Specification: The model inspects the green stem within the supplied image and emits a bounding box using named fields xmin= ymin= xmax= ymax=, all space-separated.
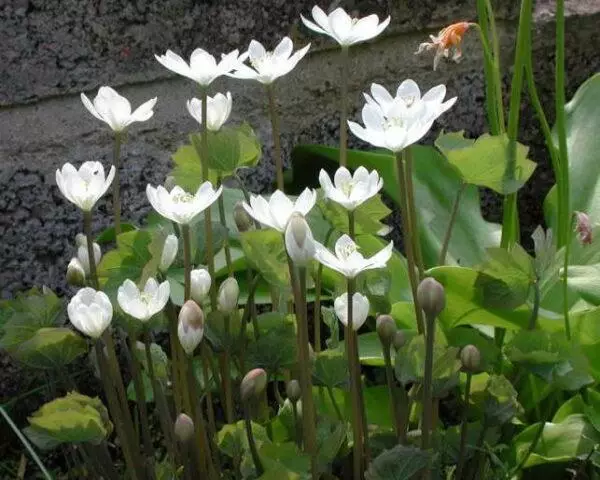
xmin=182 ymin=225 xmax=192 ymax=301
xmin=395 ymin=151 xmax=425 ymax=334
xmin=166 ymin=300 xmax=184 ymax=413
xmin=112 ymin=132 xmax=122 ymax=236
xmin=201 ymin=344 xmax=218 ymax=442
xmin=0 ymin=406 xmax=53 ymax=480
xmin=326 ymin=385 xmax=343 ymax=422
xmin=383 ymin=345 xmax=401 ymax=441
xmin=472 ymin=22 xmax=500 ymax=134
xmin=244 ymin=406 xmax=264 ymax=476
xmin=240 ymin=272 xmax=260 ymax=372
xmin=266 ymin=84 xmax=284 ymax=191
xmin=563 ymin=215 xmax=575 ymax=341
xmin=404 ymin=148 xmax=424 ymax=277
xmin=314 ymin=227 xmax=335 ymax=353
xmin=421 ymin=313 xmax=436 ymax=452
xmin=95 ymin=342 xmax=141 ymax=480
xmin=439 ymin=182 xmax=466 ymax=265
xmin=555 ymin=0 xmax=571 ymax=252
xmin=291 ymin=400 xmax=302 ymax=447
xmin=484 ymin=0 xmax=505 ymax=132
xmin=456 ymin=372 xmax=473 ymax=479
xmin=83 ymin=211 xmax=99 ymax=289
xmin=222 ymin=313 xmax=235 ymax=423
xmin=339 ymin=46 xmax=350 ymax=167
xmin=528 ymin=279 xmax=541 ymax=330
xmin=217 ymin=175 xmax=233 ymax=277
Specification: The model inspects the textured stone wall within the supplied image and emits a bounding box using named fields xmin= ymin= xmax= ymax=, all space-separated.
xmin=1 ymin=0 xmax=599 ymax=298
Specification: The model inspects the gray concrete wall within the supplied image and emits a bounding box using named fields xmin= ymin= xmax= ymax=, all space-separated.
xmin=1 ymin=0 xmax=599 ymax=298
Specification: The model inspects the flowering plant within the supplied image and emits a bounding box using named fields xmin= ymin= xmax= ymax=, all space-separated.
xmin=3 ymin=1 xmax=600 ymax=480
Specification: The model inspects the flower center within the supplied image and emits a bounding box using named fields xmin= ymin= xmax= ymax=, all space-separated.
xmin=340 ymin=180 xmax=355 ymax=197
xmin=172 ymin=192 xmax=195 ymax=203
xmin=339 ymin=242 xmax=358 ymax=259
xmin=251 ymin=52 xmax=273 ymax=71
xmin=140 ymin=292 xmax=153 ymax=305
xmin=403 ymin=95 xmax=416 ymax=107
xmin=384 ymin=116 xmax=405 ymax=131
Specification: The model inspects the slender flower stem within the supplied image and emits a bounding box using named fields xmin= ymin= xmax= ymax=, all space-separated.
xmin=562 ymin=215 xmax=575 ymax=341
xmin=83 ymin=211 xmax=99 ymax=289
xmin=244 ymin=405 xmax=264 ymax=476
xmin=404 ymin=148 xmax=424 ymax=278
xmin=221 ymin=313 xmax=235 ymax=423
xmin=239 ymin=273 xmax=260 ymax=372
xmin=339 ymin=46 xmax=350 ymax=167
xmin=314 ymin=227 xmax=335 ymax=353
xmin=266 ymin=84 xmax=284 ymax=191
xmin=472 ymin=22 xmax=500 ymax=134
xmin=326 ymin=385 xmax=343 ymax=421
xmin=217 ymin=175 xmax=233 ymax=277
xmin=112 ymin=132 xmax=122 ymax=236
xmin=528 ymin=279 xmax=541 ymax=330
xmin=182 ymin=225 xmax=192 ymax=301
xmin=382 ymin=343 xmax=401 ymax=441
xmin=395 ymin=152 xmax=425 ymax=334
xmin=199 ymin=87 xmax=218 ymax=311
xmin=95 ymin=342 xmax=141 ymax=480
xmin=166 ymin=300 xmax=184 ymax=412
xmin=291 ymin=399 xmax=302 ymax=447
xmin=555 ymin=0 xmax=571 ymax=252
xmin=439 ymin=182 xmax=466 ymax=265
xmin=0 ymin=406 xmax=53 ymax=480
xmin=421 ymin=312 xmax=436 ymax=452
xmin=456 ymin=372 xmax=473 ymax=479
xmin=201 ymin=344 xmax=217 ymax=440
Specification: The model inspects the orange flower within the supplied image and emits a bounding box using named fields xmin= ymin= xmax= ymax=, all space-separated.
xmin=416 ymin=22 xmax=473 ymax=71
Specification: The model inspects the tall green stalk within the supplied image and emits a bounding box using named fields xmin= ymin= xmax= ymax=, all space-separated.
xmin=83 ymin=211 xmax=99 ymax=290
xmin=112 ymin=132 xmax=122 ymax=236
xmin=339 ymin=46 xmax=350 ymax=167
xmin=217 ymin=175 xmax=233 ymax=277
xmin=439 ymin=182 xmax=466 ymax=265
xmin=395 ymin=152 xmax=425 ymax=334
xmin=266 ymin=84 xmax=284 ymax=191
xmin=562 ymin=215 xmax=575 ymax=341
xmin=421 ymin=313 xmax=436 ymax=453
xmin=456 ymin=372 xmax=473 ymax=479
xmin=404 ymin=148 xmax=424 ymax=277
xmin=555 ymin=0 xmax=571 ymax=251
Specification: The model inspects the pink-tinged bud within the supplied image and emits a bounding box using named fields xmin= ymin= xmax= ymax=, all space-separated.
xmin=177 ymin=300 xmax=204 ymax=355
xmin=575 ymin=211 xmax=592 ymax=245
xmin=376 ymin=314 xmax=397 ymax=349
xmin=240 ymin=368 xmax=267 ymax=402
xmin=460 ymin=344 xmax=481 ymax=373
xmin=417 ymin=277 xmax=446 ymax=319
xmin=174 ymin=413 xmax=194 ymax=443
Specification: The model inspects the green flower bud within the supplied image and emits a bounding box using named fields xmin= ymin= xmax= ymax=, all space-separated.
xmin=66 ymin=258 xmax=86 ymax=287
xmin=376 ymin=314 xmax=397 ymax=349
xmin=286 ymin=380 xmax=301 ymax=402
xmin=234 ymin=201 xmax=253 ymax=233
xmin=460 ymin=344 xmax=481 ymax=373
xmin=174 ymin=413 xmax=194 ymax=443
xmin=218 ymin=277 xmax=240 ymax=314
xmin=417 ymin=277 xmax=446 ymax=319
xmin=393 ymin=330 xmax=407 ymax=351
xmin=240 ymin=368 xmax=267 ymax=402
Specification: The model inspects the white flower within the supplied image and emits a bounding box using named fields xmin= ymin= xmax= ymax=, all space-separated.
xmin=349 ymin=81 xmax=457 ymax=152
xmin=68 ymin=288 xmax=113 ymax=339
xmin=81 ymin=86 xmax=157 ymax=133
xmin=285 ymin=213 xmax=316 ymax=266
xmin=319 ymin=166 xmax=382 ymax=210
xmin=117 ymin=278 xmax=170 ymax=322
xmin=314 ymin=234 xmax=393 ymax=278
xmin=190 ymin=269 xmax=211 ymax=304
xmin=334 ymin=292 xmax=370 ymax=330
xmin=301 ymin=6 xmax=390 ymax=47
xmin=76 ymin=241 xmax=102 ymax=276
xmin=159 ymin=234 xmax=178 ymax=273
xmin=242 ymin=188 xmax=317 ymax=232
xmin=155 ymin=48 xmax=247 ymax=86
xmin=186 ymin=92 xmax=232 ymax=131
xmin=177 ymin=300 xmax=205 ymax=356
xmin=146 ymin=182 xmax=223 ymax=225
xmin=232 ymin=37 xmax=310 ymax=84
xmin=218 ymin=277 xmax=239 ymax=314
xmin=56 ymin=161 xmax=115 ymax=211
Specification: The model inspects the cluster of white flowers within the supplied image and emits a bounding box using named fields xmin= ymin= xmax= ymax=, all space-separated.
xmin=57 ymin=5 xmax=456 ymax=346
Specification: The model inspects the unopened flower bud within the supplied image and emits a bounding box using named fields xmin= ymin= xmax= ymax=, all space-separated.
xmin=218 ymin=277 xmax=239 ymax=313
xmin=393 ymin=330 xmax=407 ymax=351
xmin=234 ymin=201 xmax=253 ymax=232
xmin=190 ymin=268 xmax=211 ymax=304
xmin=174 ymin=413 xmax=195 ymax=443
xmin=460 ymin=344 xmax=481 ymax=373
xmin=376 ymin=314 xmax=397 ymax=349
xmin=66 ymin=258 xmax=86 ymax=287
xmin=285 ymin=213 xmax=316 ymax=266
xmin=177 ymin=300 xmax=204 ymax=355
xmin=286 ymin=380 xmax=301 ymax=402
xmin=77 ymin=242 xmax=102 ymax=276
xmin=575 ymin=211 xmax=593 ymax=245
xmin=75 ymin=233 xmax=87 ymax=247
xmin=240 ymin=368 xmax=267 ymax=402
xmin=164 ymin=176 xmax=176 ymax=192
xmin=159 ymin=234 xmax=178 ymax=272
xmin=417 ymin=277 xmax=446 ymax=319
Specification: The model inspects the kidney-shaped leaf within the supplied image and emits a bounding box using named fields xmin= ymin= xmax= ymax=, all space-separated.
xmin=13 ymin=327 xmax=87 ymax=370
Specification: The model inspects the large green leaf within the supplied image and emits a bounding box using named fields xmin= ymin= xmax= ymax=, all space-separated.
xmin=0 ymin=287 xmax=63 ymax=352
xmin=365 ymin=445 xmax=431 ymax=480
xmin=25 ymin=392 xmax=112 ymax=449
xmin=545 ymin=73 xmax=600 ymax=229
xmin=239 ymin=229 xmax=290 ymax=288
xmin=12 ymin=327 xmax=87 ymax=370
xmin=291 ymin=144 xmax=500 ymax=267
xmin=513 ymin=414 xmax=600 ymax=468
xmin=318 ymin=193 xmax=391 ymax=236
xmin=565 ymin=264 xmax=600 ymax=305
xmin=435 ymin=131 xmax=536 ymax=194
